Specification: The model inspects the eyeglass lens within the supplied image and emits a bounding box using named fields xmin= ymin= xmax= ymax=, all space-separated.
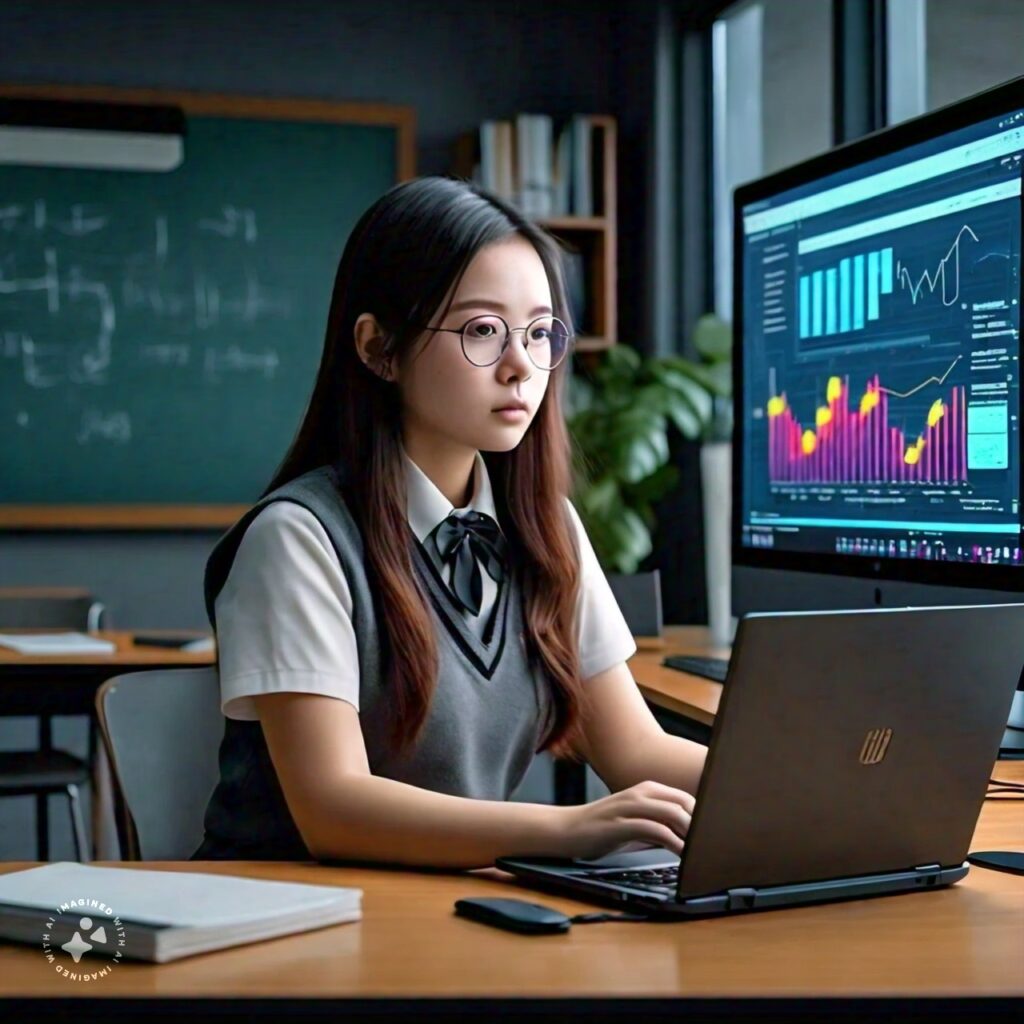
xmin=461 ymin=315 xmax=571 ymax=369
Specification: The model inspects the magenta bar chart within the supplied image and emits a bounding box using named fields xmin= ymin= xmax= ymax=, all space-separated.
xmin=768 ymin=375 xmax=967 ymax=485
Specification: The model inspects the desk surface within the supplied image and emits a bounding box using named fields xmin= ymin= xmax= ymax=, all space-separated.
xmin=0 ymin=629 xmax=216 ymax=668
xmin=0 ymin=762 xmax=1021 ymax=1004
xmin=630 ymin=625 xmax=729 ymax=726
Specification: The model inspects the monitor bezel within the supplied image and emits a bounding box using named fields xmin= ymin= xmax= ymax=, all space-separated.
xmin=731 ymin=74 xmax=1024 ymax=594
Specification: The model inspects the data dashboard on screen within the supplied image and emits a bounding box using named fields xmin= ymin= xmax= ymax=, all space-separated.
xmin=738 ymin=97 xmax=1022 ymax=571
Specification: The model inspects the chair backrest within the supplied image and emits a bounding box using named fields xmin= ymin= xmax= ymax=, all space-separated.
xmin=0 ymin=589 xmax=107 ymax=631
xmin=95 ymin=667 xmax=223 ymax=860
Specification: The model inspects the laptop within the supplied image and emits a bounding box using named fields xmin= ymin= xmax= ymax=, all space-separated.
xmin=498 ymin=603 xmax=1024 ymax=918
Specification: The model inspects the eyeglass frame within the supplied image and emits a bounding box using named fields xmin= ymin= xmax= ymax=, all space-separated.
xmin=418 ymin=313 xmax=574 ymax=370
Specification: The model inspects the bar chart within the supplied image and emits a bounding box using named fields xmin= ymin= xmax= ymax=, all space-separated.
xmin=767 ymin=371 xmax=967 ymax=484
xmin=800 ymin=248 xmax=893 ymax=339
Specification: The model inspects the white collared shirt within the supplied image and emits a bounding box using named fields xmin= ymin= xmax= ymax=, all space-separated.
xmin=214 ymin=449 xmax=638 ymax=720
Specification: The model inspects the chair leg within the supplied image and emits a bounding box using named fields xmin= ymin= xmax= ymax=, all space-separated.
xmin=36 ymin=793 xmax=50 ymax=861
xmin=37 ymin=713 xmax=53 ymax=861
xmin=66 ymin=785 xmax=90 ymax=863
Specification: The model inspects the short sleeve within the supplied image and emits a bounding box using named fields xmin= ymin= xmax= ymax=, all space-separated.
xmin=214 ymin=501 xmax=361 ymax=720
xmin=565 ymin=498 xmax=639 ymax=680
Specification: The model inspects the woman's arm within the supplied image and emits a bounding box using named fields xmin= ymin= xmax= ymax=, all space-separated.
xmin=255 ymin=691 xmax=568 ymax=869
xmin=572 ymin=662 xmax=707 ymax=797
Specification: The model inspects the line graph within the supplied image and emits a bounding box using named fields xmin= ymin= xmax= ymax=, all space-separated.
xmin=896 ymin=224 xmax=979 ymax=306
xmin=877 ymin=355 xmax=962 ymax=399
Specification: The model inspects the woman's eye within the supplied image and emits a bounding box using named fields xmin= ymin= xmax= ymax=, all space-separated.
xmin=466 ymin=319 xmax=501 ymax=338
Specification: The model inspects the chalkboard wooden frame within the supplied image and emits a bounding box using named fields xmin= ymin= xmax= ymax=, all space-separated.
xmin=0 ymin=84 xmax=415 ymax=530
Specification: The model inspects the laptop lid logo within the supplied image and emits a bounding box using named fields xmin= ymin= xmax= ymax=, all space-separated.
xmin=859 ymin=728 xmax=893 ymax=765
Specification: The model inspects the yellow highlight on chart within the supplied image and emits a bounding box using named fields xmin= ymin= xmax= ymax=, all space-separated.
xmin=816 ymin=406 xmax=832 ymax=428
xmin=927 ymin=398 xmax=946 ymax=429
xmin=904 ymin=436 xmax=926 ymax=465
xmin=801 ymin=429 xmax=817 ymax=455
xmin=859 ymin=388 xmax=880 ymax=416
xmin=767 ymin=395 xmax=787 ymax=418
xmin=826 ymin=376 xmax=842 ymax=404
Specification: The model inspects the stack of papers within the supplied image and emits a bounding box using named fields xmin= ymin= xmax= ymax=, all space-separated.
xmin=0 ymin=862 xmax=361 ymax=963
xmin=0 ymin=632 xmax=116 ymax=655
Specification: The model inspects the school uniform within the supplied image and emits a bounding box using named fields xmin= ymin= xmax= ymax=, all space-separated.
xmin=190 ymin=448 xmax=636 ymax=860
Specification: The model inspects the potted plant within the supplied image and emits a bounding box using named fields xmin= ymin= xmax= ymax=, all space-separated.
xmin=566 ymin=314 xmax=732 ymax=638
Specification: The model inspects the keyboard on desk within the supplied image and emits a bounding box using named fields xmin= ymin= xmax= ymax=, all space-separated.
xmin=662 ymin=654 xmax=729 ymax=683
xmin=580 ymin=865 xmax=680 ymax=896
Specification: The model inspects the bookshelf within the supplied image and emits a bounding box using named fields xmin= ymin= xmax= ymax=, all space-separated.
xmin=453 ymin=114 xmax=617 ymax=353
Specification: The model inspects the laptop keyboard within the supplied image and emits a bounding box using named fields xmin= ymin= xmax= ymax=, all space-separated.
xmin=662 ymin=654 xmax=729 ymax=683
xmin=587 ymin=865 xmax=680 ymax=895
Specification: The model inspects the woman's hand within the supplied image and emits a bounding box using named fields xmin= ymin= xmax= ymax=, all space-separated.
xmin=554 ymin=780 xmax=695 ymax=860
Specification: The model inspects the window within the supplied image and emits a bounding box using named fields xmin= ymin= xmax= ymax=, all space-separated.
xmin=926 ymin=0 xmax=1024 ymax=110
xmin=889 ymin=0 xmax=1024 ymax=125
xmin=712 ymin=0 xmax=833 ymax=318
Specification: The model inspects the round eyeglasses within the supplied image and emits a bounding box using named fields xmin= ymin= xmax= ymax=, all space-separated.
xmin=421 ymin=314 xmax=573 ymax=371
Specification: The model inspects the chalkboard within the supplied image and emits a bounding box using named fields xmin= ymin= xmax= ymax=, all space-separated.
xmin=0 ymin=87 xmax=414 ymax=527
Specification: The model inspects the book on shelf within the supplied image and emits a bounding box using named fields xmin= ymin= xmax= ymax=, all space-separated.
xmin=0 ymin=862 xmax=361 ymax=964
xmin=457 ymin=113 xmax=597 ymax=219
xmin=562 ymin=248 xmax=587 ymax=331
xmin=570 ymin=115 xmax=593 ymax=217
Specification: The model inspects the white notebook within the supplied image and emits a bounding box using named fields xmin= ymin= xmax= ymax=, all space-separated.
xmin=0 ymin=862 xmax=361 ymax=963
xmin=0 ymin=631 xmax=116 ymax=655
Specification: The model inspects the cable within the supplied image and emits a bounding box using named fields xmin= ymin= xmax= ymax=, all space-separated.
xmin=569 ymin=911 xmax=654 ymax=924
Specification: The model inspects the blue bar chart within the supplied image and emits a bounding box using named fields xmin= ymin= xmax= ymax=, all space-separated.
xmin=800 ymin=246 xmax=893 ymax=338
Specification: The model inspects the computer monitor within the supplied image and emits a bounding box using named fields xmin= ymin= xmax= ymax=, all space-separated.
xmin=733 ymin=75 xmax=1022 ymax=616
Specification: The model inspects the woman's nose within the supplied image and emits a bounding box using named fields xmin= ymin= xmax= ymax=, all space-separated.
xmin=497 ymin=330 xmax=533 ymax=378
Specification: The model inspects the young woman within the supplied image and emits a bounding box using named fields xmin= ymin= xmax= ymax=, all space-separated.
xmin=191 ymin=175 xmax=706 ymax=867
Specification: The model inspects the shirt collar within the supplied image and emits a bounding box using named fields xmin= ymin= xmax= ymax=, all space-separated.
xmin=402 ymin=448 xmax=499 ymax=544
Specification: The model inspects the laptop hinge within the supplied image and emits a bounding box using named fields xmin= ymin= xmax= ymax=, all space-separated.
xmin=914 ymin=863 xmax=942 ymax=872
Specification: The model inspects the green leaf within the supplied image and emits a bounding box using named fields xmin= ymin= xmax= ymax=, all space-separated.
xmin=604 ymin=407 xmax=669 ymax=483
xmin=606 ymin=343 xmax=642 ymax=374
xmin=592 ymin=343 xmax=640 ymax=392
xmin=649 ymin=365 xmax=713 ymax=427
xmin=566 ymin=374 xmax=596 ymax=417
xmin=663 ymin=392 xmax=702 ymax=439
xmin=702 ymin=361 xmax=733 ymax=397
xmin=605 ymin=506 xmax=652 ymax=573
xmin=566 ymin=340 xmax=707 ymax=572
xmin=693 ymin=313 xmax=732 ymax=362
xmin=656 ymin=358 xmax=723 ymax=397
xmin=579 ymin=475 xmax=619 ymax=516
xmin=628 ymin=461 xmax=679 ymax=504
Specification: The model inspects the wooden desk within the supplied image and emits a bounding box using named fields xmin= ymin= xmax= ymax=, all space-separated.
xmin=630 ymin=625 xmax=730 ymax=728
xmin=0 ymin=762 xmax=1021 ymax=1020
xmin=0 ymin=630 xmax=216 ymax=859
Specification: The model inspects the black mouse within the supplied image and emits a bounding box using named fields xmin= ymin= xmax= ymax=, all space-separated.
xmin=454 ymin=897 xmax=572 ymax=934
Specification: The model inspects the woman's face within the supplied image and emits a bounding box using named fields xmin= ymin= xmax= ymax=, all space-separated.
xmin=392 ymin=235 xmax=554 ymax=454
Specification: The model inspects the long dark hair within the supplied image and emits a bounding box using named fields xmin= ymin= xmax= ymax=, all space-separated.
xmin=264 ymin=175 xmax=588 ymax=760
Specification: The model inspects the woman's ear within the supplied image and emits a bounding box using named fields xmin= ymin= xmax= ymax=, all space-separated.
xmin=354 ymin=313 xmax=394 ymax=382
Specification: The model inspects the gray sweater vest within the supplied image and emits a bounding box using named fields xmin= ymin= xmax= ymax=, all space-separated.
xmin=191 ymin=462 xmax=554 ymax=860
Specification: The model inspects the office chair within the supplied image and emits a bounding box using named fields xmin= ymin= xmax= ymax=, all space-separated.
xmin=95 ymin=667 xmax=222 ymax=860
xmin=0 ymin=590 xmax=107 ymax=861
